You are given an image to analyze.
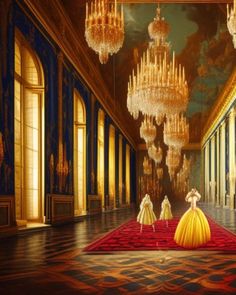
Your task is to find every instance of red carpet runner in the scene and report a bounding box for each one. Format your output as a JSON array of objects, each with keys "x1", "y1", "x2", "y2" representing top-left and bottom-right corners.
[{"x1": 84, "y1": 217, "x2": 236, "y2": 251}]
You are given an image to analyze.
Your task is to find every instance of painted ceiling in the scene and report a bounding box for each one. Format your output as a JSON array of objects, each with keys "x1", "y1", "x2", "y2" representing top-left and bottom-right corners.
[{"x1": 60, "y1": 1, "x2": 236, "y2": 144}]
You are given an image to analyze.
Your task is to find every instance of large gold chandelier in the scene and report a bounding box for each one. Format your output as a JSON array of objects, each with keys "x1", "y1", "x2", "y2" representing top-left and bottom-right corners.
[
  {"x1": 163, "y1": 113, "x2": 189, "y2": 149},
  {"x1": 227, "y1": 0, "x2": 236, "y2": 48},
  {"x1": 85, "y1": 0, "x2": 124, "y2": 64},
  {"x1": 127, "y1": 6, "x2": 188, "y2": 119}
]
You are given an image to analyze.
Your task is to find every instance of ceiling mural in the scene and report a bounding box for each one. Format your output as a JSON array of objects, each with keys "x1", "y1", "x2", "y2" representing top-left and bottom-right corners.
[{"x1": 60, "y1": 1, "x2": 236, "y2": 144}]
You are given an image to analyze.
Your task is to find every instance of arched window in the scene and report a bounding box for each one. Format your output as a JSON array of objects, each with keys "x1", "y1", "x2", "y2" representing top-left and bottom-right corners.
[
  {"x1": 14, "y1": 32, "x2": 44, "y2": 222},
  {"x1": 74, "y1": 90, "x2": 86, "y2": 216},
  {"x1": 126, "y1": 144, "x2": 130, "y2": 205},
  {"x1": 97, "y1": 109, "x2": 105, "y2": 208},
  {"x1": 119, "y1": 134, "x2": 123, "y2": 206},
  {"x1": 109, "y1": 125, "x2": 115, "y2": 208}
]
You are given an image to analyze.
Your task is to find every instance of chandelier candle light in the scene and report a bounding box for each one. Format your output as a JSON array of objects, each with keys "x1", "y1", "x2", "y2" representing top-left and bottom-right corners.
[
  {"x1": 227, "y1": 0, "x2": 236, "y2": 48},
  {"x1": 128, "y1": 50, "x2": 188, "y2": 118},
  {"x1": 85, "y1": 0, "x2": 124, "y2": 64}
]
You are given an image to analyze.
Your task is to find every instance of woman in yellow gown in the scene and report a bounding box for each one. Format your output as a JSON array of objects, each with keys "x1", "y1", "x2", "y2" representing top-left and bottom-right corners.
[
  {"x1": 159, "y1": 195, "x2": 173, "y2": 227},
  {"x1": 174, "y1": 188, "x2": 211, "y2": 248},
  {"x1": 137, "y1": 194, "x2": 157, "y2": 233}
]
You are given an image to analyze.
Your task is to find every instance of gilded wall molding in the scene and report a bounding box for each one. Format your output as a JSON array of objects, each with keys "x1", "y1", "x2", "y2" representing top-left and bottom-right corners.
[
  {"x1": 201, "y1": 68, "x2": 236, "y2": 147},
  {"x1": 19, "y1": 0, "x2": 137, "y2": 149}
]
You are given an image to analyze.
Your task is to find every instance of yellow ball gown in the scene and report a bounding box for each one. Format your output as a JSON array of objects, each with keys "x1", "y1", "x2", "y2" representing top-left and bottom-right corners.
[
  {"x1": 159, "y1": 198, "x2": 173, "y2": 220},
  {"x1": 174, "y1": 191, "x2": 211, "y2": 249},
  {"x1": 137, "y1": 195, "x2": 157, "y2": 225}
]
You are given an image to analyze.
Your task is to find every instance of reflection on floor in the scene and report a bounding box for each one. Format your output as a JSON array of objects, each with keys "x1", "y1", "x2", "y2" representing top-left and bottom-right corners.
[{"x1": 0, "y1": 202, "x2": 236, "y2": 294}]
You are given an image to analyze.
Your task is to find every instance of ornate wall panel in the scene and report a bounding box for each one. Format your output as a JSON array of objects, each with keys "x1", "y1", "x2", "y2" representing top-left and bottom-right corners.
[{"x1": 0, "y1": 1, "x2": 14, "y2": 195}]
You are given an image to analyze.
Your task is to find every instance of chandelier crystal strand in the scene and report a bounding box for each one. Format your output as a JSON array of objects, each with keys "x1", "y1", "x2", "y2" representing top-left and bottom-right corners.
[
  {"x1": 163, "y1": 113, "x2": 189, "y2": 149},
  {"x1": 227, "y1": 0, "x2": 236, "y2": 48},
  {"x1": 174, "y1": 154, "x2": 191, "y2": 194},
  {"x1": 140, "y1": 115, "x2": 156, "y2": 145},
  {"x1": 166, "y1": 146, "x2": 181, "y2": 181},
  {"x1": 148, "y1": 143, "x2": 162, "y2": 164},
  {"x1": 143, "y1": 156, "x2": 152, "y2": 175},
  {"x1": 85, "y1": 0, "x2": 124, "y2": 64},
  {"x1": 156, "y1": 167, "x2": 163, "y2": 180}
]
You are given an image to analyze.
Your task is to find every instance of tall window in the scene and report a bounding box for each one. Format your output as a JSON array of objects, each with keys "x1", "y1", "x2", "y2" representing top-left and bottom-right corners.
[
  {"x1": 97, "y1": 109, "x2": 105, "y2": 208},
  {"x1": 109, "y1": 125, "x2": 115, "y2": 208},
  {"x1": 126, "y1": 144, "x2": 130, "y2": 205},
  {"x1": 14, "y1": 33, "x2": 44, "y2": 222},
  {"x1": 119, "y1": 134, "x2": 123, "y2": 206},
  {"x1": 74, "y1": 90, "x2": 86, "y2": 215}
]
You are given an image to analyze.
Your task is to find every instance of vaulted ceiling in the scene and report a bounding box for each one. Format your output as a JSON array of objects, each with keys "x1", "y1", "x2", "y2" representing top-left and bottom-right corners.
[{"x1": 60, "y1": 0, "x2": 236, "y2": 145}]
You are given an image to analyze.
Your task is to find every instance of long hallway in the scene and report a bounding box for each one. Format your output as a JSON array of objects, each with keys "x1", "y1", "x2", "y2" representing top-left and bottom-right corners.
[{"x1": 0, "y1": 203, "x2": 236, "y2": 295}]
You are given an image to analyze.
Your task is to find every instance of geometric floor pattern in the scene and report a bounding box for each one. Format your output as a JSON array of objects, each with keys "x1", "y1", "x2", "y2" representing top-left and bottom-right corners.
[{"x1": 1, "y1": 202, "x2": 236, "y2": 294}]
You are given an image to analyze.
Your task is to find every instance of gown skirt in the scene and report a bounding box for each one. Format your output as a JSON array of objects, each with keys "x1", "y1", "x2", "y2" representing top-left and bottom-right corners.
[
  {"x1": 137, "y1": 204, "x2": 157, "y2": 225},
  {"x1": 174, "y1": 207, "x2": 211, "y2": 248},
  {"x1": 160, "y1": 204, "x2": 173, "y2": 220}
]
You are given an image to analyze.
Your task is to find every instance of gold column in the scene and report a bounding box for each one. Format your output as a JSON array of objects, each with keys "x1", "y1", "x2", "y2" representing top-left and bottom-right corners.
[
  {"x1": 220, "y1": 121, "x2": 226, "y2": 207},
  {"x1": 229, "y1": 108, "x2": 235, "y2": 209},
  {"x1": 56, "y1": 52, "x2": 68, "y2": 193},
  {"x1": 90, "y1": 94, "x2": 95, "y2": 194},
  {"x1": 204, "y1": 142, "x2": 209, "y2": 202},
  {"x1": 210, "y1": 135, "x2": 215, "y2": 204},
  {"x1": 216, "y1": 129, "x2": 220, "y2": 207}
]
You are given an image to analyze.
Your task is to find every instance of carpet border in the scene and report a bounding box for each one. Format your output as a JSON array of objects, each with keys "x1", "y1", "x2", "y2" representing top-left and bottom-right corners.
[{"x1": 83, "y1": 214, "x2": 236, "y2": 253}]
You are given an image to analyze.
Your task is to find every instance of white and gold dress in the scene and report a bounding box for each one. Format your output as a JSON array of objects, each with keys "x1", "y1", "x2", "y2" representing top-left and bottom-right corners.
[
  {"x1": 159, "y1": 196, "x2": 173, "y2": 221},
  {"x1": 137, "y1": 194, "x2": 157, "y2": 226}
]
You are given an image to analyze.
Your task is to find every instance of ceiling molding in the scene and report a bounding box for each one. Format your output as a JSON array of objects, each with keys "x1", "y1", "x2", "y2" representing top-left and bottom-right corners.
[
  {"x1": 20, "y1": 0, "x2": 137, "y2": 149},
  {"x1": 201, "y1": 68, "x2": 236, "y2": 147}
]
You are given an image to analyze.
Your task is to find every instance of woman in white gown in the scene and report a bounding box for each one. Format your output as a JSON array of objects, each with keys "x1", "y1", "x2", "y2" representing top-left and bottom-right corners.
[
  {"x1": 159, "y1": 195, "x2": 173, "y2": 227},
  {"x1": 137, "y1": 194, "x2": 157, "y2": 233}
]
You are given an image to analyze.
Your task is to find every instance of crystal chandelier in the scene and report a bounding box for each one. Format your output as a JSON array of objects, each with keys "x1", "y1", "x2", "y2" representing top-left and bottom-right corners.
[
  {"x1": 227, "y1": 0, "x2": 236, "y2": 48},
  {"x1": 166, "y1": 146, "x2": 181, "y2": 181},
  {"x1": 148, "y1": 6, "x2": 169, "y2": 41},
  {"x1": 163, "y1": 113, "x2": 189, "y2": 149},
  {"x1": 85, "y1": 0, "x2": 124, "y2": 64},
  {"x1": 143, "y1": 156, "x2": 152, "y2": 175},
  {"x1": 148, "y1": 143, "x2": 162, "y2": 165},
  {"x1": 140, "y1": 115, "x2": 156, "y2": 145},
  {"x1": 127, "y1": 5, "x2": 189, "y2": 119}
]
